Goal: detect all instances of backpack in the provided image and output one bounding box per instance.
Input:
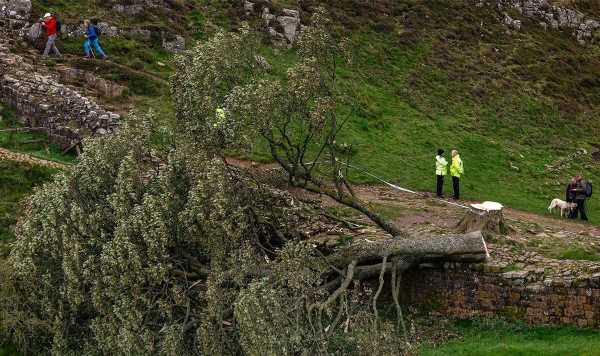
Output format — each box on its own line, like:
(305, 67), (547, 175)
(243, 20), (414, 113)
(586, 181), (593, 198)
(94, 25), (102, 37)
(55, 15), (62, 34)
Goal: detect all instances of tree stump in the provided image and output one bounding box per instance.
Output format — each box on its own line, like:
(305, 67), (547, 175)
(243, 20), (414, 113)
(457, 202), (508, 235)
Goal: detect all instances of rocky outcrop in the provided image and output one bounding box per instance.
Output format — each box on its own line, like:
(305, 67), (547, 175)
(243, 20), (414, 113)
(503, 13), (522, 31)
(245, 1), (303, 47)
(109, 0), (169, 16)
(0, 0), (30, 20)
(0, 0), (30, 31)
(276, 10), (301, 43)
(0, 40), (120, 148)
(483, 0), (600, 44)
(113, 3), (145, 16)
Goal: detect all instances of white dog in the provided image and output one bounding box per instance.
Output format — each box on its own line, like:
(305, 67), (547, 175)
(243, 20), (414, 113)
(548, 198), (577, 218)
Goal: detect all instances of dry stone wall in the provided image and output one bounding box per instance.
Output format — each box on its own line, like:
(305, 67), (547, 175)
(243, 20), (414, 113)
(0, 40), (120, 148)
(402, 262), (600, 328)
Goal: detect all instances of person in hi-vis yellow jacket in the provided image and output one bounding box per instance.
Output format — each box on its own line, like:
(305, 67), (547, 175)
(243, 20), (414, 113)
(435, 149), (448, 198)
(450, 149), (464, 200)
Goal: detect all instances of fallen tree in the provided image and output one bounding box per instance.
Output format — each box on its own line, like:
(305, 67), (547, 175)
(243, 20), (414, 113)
(1, 10), (489, 356)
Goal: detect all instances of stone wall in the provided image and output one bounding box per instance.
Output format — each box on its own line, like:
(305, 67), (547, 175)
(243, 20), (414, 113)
(55, 65), (126, 99)
(402, 263), (600, 328)
(0, 40), (120, 148)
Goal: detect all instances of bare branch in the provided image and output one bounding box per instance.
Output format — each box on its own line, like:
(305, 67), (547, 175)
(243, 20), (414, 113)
(372, 255), (388, 321)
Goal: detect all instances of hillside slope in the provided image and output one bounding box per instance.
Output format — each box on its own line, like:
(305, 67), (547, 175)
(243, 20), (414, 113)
(5, 0), (600, 223)
(249, 0), (600, 222)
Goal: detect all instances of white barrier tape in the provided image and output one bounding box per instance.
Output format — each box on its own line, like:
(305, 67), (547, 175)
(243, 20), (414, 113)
(279, 159), (484, 214)
(338, 161), (477, 212)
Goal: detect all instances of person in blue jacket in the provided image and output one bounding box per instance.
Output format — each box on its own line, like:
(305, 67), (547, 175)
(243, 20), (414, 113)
(83, 19), (107, 60)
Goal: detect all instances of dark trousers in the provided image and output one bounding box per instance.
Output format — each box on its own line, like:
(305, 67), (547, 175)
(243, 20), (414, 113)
(571, 199), (588, 221)
(452, 176), (460, 200)
(436, 175), (444, 197)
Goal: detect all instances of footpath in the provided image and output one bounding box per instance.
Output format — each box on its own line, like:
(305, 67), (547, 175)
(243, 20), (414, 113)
(0, 147), (65, 169)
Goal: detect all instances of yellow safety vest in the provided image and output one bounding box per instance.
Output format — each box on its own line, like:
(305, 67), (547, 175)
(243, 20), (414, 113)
(436, 155), (448, 176)
(450, 155), (464, 178)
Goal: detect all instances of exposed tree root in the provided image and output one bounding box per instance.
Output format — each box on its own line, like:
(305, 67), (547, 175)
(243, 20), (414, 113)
(391, 257), (411, 342)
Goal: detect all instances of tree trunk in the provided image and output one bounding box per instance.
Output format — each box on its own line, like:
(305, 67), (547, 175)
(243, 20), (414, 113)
(329, 231), (489, 269)
(457, 202), (508, 235)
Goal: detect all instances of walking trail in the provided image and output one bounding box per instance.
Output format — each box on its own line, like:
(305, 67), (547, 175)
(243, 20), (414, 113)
(0, 147), (66, 169)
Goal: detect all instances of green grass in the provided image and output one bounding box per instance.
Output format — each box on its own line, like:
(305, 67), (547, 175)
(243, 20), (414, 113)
(0, 160), (57, 253)
(525, 237), (600, 261)
(0, 344), (19, 356)
(0, 104), (75, 165)
(558, 247), (600, 261)
(420, 319), (600, 356)
(248, 1), (600, 225)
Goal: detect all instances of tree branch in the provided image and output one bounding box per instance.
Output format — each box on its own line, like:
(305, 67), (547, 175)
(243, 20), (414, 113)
(372, 255), (388, 321)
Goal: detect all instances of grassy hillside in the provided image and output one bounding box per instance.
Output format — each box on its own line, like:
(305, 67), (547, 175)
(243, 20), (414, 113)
(13, 0), (600, 223)
(250, 1), (600, 223)
(28, 0), (600, 222)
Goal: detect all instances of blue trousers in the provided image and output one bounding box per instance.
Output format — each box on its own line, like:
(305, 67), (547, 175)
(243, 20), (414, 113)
(84, 37), (106, 57)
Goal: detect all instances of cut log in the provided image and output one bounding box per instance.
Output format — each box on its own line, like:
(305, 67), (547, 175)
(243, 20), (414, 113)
(457, 202), (508, 235)
(329, 231), (489, 268)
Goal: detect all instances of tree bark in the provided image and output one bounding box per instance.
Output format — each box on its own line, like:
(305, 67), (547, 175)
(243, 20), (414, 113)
(329, 231), (489, 268)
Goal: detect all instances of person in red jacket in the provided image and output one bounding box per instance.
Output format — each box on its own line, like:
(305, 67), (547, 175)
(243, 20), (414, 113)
(41, 13), (61, 58)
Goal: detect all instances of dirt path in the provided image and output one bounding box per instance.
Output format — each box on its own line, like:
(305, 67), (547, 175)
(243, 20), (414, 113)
(227, 158), (600, 238)
(0, 147), (67, 169)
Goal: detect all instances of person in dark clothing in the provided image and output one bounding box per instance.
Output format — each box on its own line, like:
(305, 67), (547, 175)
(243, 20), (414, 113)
(566, 177), (577, 218)
(435, 149), (448, 198)
(568, 175), (588, 221)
